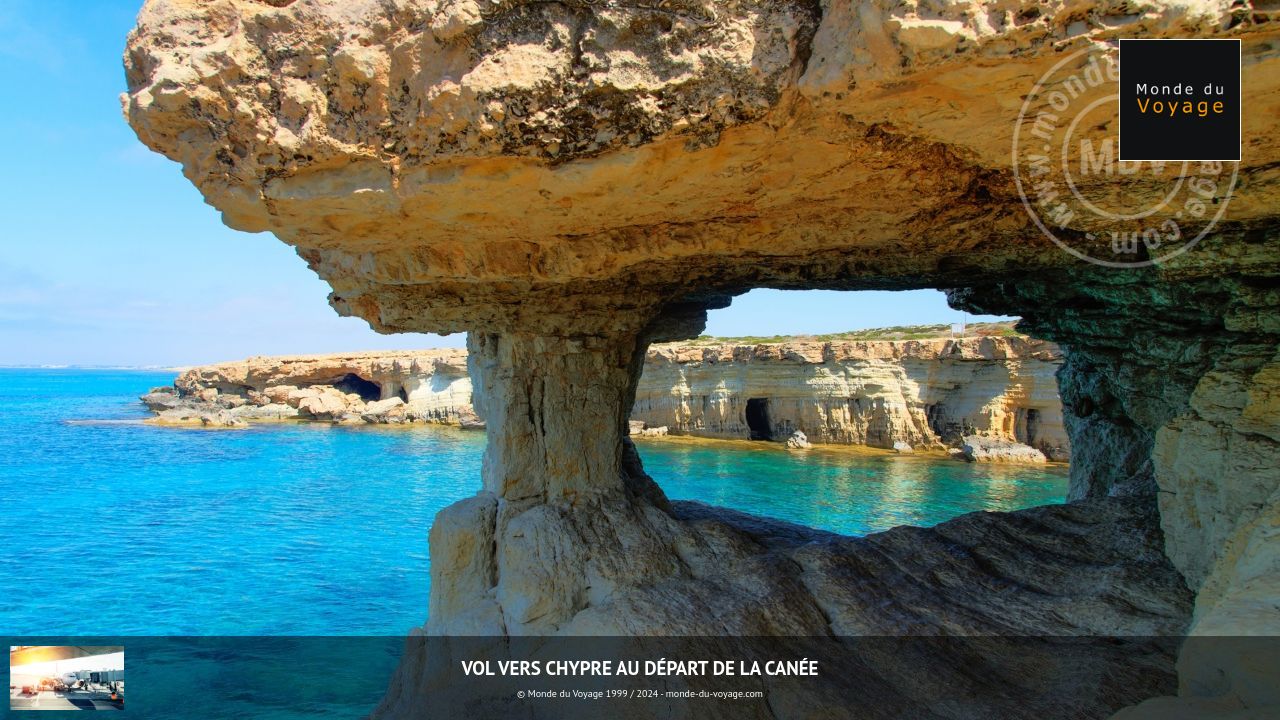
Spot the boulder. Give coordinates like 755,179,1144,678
362,397,409,424
151,407,203,425
216,394,248,409
140,391,184,412
1042,445,1071,463
263,384,300,405
785,430,812,449
296,391,350,421
200,411,248,428
235,403,300,421
960,436,1048,464
150,406,247,428
285,386,322,406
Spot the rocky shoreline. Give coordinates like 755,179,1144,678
141,349,480,428
143,335,1067,463
121,0,1280,713
635,334,1067,461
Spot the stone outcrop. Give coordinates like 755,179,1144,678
635,335,1068,459
148,336,1066,462
960,435,1050,464
393,495,1192,718
123,1,1280,718
147,349,480,427
783,430,812,449
949,265,1280,719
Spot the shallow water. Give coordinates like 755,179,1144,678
0,369,1068,636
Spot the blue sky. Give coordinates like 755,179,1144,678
10,650,124,682
0,1,1009,367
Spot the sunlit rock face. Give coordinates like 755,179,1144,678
635,336,1068,457
161,350,477,425
154,338,1069,458
124,0,1280,717
124,0,1280,335
951,260,1280,718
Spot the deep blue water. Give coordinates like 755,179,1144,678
0,369,1069,637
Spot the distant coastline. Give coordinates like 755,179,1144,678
134,323,1068,464
1,323,1021,374
0,365,189,371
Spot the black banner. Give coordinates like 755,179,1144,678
7,636,1276,719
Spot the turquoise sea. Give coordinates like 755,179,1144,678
0,369,1069,637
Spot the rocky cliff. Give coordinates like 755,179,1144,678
123,0,1280,717
147,335,1069,459
636,335,1068,458
145,349,478,426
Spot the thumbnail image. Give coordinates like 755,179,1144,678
10,646,123,711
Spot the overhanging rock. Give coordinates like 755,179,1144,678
123,2,1280,717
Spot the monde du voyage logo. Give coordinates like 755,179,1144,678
1013,38,1242,267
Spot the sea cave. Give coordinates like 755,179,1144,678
121,1,1280,718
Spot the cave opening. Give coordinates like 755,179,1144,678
118,15,1280,713
636,288,1036,450
745,398,773,440
334,373,381,402
626,286,1078,542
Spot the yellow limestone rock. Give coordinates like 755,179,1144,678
122,1,1280,716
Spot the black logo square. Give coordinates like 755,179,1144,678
1119,38,1240,161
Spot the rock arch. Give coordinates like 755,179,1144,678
123,1,1280,716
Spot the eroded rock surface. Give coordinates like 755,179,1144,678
952,265,1280,717
123,0,1280,717
123,0,1280,334
387,495,1192,718
636,335,1067,457
150,336,1067,460
149,349,479,426
960,434,1049,463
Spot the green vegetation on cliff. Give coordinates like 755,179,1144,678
692,321,1022,345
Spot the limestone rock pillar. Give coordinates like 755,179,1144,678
467,331,642,503
426,324,674,638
